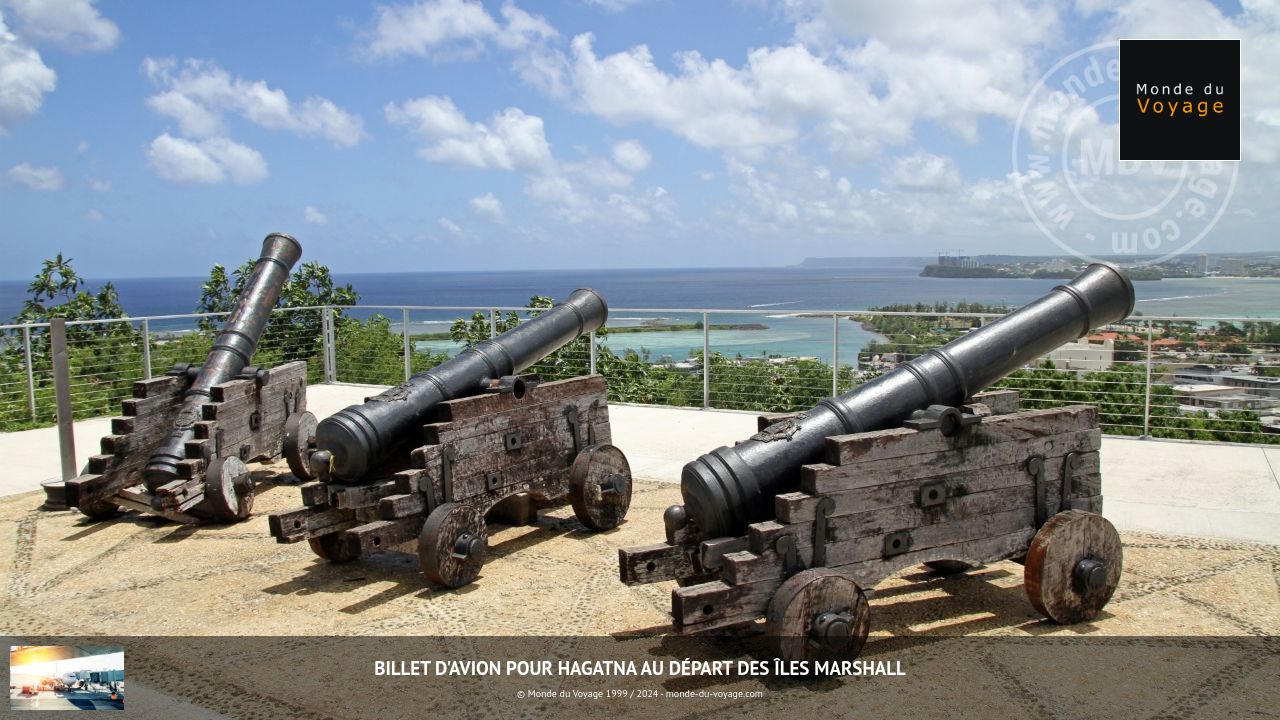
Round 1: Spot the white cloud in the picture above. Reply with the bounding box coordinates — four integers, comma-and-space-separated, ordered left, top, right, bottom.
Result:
84, 208, 102, 221
76, 139, 88, 153
584, 0, 649, 11
0, 0, 119, 53
146, 133, 267, 185
438, 216, 465, 236
385, 95, 552, 171
87, 177, 110, 192
142, 57, 366, 148
304, 205, 328, 225
360, 0, 556, 60
470, 192, 505, 222
611, 139, 651, 172
0, 14, 56, 135
883, 152, 962, 192
6, 161, 61, 190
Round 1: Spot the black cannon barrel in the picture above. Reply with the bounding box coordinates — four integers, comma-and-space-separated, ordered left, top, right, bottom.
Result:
680, 263, 1136, 538
143, 233, 302, 488
317, 288, 609, 481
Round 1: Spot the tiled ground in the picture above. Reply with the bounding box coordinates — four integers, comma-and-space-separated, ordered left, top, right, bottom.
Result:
2, 465, 1276, 719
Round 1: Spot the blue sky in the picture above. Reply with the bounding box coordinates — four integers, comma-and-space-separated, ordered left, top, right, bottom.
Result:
0, 0, 1275, 279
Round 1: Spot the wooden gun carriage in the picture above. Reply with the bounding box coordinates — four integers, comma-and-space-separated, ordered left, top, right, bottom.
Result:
269, 374, 632, 589
619, 390, 1123, 662
55, 360, 309, 524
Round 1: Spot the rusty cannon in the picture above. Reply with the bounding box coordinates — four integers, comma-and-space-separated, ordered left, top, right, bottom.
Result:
59, 233, 309, 524
620, 263, 1136, 662
272, 288, 635, 588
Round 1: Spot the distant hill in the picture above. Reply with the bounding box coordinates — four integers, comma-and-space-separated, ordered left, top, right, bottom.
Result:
793, 257, 927, 268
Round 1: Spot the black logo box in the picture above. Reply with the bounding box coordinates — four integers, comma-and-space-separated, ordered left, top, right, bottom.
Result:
1120, 39, 1240, 161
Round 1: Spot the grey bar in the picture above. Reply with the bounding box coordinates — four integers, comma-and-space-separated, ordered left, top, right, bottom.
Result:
702, 311, 710, 409
589, 331, 597, 375
1143, 319, 1153, 438
402, 307, 411, 382
51, 318, 76, 481
23, 325, 35, 419
832, 313, 840, 396
141, 318, 152, 379
322, 307, 335, 383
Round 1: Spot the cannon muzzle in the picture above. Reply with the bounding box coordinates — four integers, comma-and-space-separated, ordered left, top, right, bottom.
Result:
679, 263, 1136, 538
143, 233, 302, 487
316, 288, 608, 481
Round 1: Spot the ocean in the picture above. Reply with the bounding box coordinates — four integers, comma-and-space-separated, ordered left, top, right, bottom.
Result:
3, 262, 1277, 363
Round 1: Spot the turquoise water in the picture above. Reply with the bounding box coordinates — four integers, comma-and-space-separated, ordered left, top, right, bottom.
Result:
4, 263, 1275, 363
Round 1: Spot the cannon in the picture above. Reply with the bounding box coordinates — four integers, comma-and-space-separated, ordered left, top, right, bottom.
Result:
308, 288, 610, 482
58, 233, 309, 524
620, 263, 1135, 661
144, 233, 302, 488
271, 289, 635, 588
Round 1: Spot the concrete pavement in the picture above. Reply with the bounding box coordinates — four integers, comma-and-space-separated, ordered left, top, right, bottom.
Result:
2, 383, 1277, 544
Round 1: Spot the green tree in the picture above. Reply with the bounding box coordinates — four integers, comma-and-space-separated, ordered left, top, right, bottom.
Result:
194, 260, 360, 381
4, 255, 142, 428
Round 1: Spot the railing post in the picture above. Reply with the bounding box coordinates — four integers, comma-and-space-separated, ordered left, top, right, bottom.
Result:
141, 318, 152, 379
51, 319, 76, 481
488, 309, 497, 338
322, 307, 336, 383
702, 312, 710, 410
23, 325, 36, 420
832, 313, 840, 396
402, 307, 412, 382
1143, 319, 1153, 438
589, 331, 597, 375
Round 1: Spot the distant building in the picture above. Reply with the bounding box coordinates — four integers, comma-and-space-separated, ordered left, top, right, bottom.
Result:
937, 254, 979, 268
1220, 257, 1247, 275
1042, 258, 1071, 272
1196, 254, 1209, 274
1044, 338, 1114, 372
1216, 372, 1280, 399
1174, 384, 1278, 412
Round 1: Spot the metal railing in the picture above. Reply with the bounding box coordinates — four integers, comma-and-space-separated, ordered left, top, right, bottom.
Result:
1, 305, 1277, 445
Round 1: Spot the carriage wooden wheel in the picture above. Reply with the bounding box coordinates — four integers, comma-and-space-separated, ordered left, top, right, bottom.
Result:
1024, 510, 1122, 624
204, 456, 254, 522
766, 568, 871, 663
283, 411, 318, 480
568, 444, 632, 531
419, 502, 488, 588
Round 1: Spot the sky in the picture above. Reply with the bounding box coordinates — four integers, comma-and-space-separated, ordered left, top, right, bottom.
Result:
0, 0, 1276, 279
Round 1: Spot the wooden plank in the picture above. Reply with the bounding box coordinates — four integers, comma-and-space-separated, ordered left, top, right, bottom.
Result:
344, 517, 425, 557
822, 404, 1097, 467
699, 537, 749, 571
814, 506, 1034, 566
806, 427, 1100, 495
121, 392, 182, 418
268, 506, 355, 543
132, 376, 182, 399
724, 529, 1037, 592
672, 579, 777, 633
618, 542, 695, 585
434, 375, 605, 422
969, 389, 1019, 415
780, 452, 1101, 523
329, 481, 400, 510
380, 493, 426, 519
299, 482, 328, 507
422, 392, 609, 447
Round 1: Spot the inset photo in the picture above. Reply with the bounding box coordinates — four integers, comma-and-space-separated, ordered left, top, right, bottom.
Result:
9, 646, 124, 711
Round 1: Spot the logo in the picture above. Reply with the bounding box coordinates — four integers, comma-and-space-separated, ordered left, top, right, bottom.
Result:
1012, 41, 1238, 265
